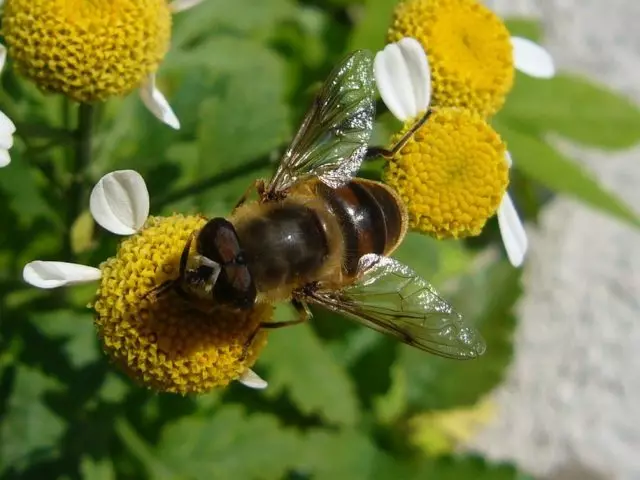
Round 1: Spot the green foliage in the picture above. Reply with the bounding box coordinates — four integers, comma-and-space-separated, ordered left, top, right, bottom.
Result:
260, 321, 360, 426
0, 366, 65, 475
496, 120, 640, 228
1, 3, 639, 480
154, 406, 301, 479
496, 19, 640, 229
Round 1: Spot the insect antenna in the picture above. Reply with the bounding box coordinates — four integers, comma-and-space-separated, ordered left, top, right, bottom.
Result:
364, 108, 433, 160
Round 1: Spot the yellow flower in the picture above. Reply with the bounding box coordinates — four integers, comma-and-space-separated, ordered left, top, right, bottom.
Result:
385, 107, 508, 239
0, 0, 205, 128
375, 39, 527, 265
23, 170, 272, 394
388, 0, 555, 117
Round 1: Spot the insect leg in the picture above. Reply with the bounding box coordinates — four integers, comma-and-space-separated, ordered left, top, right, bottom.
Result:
241, 298, 312, 359
364, 109, 433, 161
142, 232, 195, 301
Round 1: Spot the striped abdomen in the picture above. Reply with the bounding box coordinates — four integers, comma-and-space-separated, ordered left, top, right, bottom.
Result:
316, 179, 408, 277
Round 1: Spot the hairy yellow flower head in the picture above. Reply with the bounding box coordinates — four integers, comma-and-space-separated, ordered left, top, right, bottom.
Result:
2, 0, 172, 102
93, 215, 271, 394
383, 108, 508, 239
388, 0, 514, 117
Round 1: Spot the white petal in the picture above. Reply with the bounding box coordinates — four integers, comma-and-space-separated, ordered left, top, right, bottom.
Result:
0, 149, 10, 167
90, 170, 150, 235
511, 36, 556, 79
498, 193, 528, 267
504, 150, 513, 168
170, 0, 204, 13
375, 38, 431, 121
23, 261, 101, 289
396, 37, 431, 114
0, 110, 16, 137
0, 44, 6, 73
139, 73, 180, 130
238, 369, 268, 389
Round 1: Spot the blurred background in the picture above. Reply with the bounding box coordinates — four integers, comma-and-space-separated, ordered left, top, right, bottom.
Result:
1, 0, 639, 479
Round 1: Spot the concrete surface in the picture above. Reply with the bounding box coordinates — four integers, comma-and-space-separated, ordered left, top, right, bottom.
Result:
463, 2, 640, 479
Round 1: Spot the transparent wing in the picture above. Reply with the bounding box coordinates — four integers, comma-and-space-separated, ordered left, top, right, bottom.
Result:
307, 254, 486, 360
265, 50, 375, 196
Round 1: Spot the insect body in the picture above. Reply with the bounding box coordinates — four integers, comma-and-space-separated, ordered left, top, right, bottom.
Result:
150, 50, 486, 360
229, 178, 407, 303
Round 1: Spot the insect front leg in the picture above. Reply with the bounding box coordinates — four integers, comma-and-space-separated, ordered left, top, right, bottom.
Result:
241, 298, 312, 359
364, 109, 433, 161
143, 232, 195, 301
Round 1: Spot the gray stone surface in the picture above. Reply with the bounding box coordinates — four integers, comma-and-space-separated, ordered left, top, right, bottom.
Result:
462, 2, 640, 480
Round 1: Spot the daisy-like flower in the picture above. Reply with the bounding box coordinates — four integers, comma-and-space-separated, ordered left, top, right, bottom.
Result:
23, 170, 271, 394
388, 0, 556, 117
0, 0, 205, 129
0, 44, 16, 168
375, 38, 527, 266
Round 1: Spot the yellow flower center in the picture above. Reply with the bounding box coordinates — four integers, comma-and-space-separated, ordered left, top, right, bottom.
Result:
2, 0, 172, 103
383, 108, 508, 239
92, 215, 271, 395
388, 0, 514, 117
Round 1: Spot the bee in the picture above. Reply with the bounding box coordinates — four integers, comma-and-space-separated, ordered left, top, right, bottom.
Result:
149, 50, 486, 360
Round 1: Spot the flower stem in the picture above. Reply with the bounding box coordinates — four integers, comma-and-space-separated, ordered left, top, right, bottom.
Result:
64, 103, 94, 260
152, 155, 272, 210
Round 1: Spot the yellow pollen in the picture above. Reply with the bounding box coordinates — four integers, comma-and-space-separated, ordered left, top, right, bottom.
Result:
388, 0, 514, 117
383, 108, 508, 239
2, 0, 172, 103
92, 215, 271, 395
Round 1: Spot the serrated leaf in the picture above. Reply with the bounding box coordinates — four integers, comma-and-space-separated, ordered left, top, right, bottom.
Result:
297, 429, 390, 480
502, 73, 640, 149
171, 0, 295, 49
154, 406, 300, 480
31, 310, 100, 369
260, 321, 359, 426
0, 365, 66, 473
496, 121, 640, 228
0, 157, 56, 227
397, 260, 519, 411
196, 74, 289, 175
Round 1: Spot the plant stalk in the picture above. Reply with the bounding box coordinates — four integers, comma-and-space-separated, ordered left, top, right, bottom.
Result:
64, 102, 94, 260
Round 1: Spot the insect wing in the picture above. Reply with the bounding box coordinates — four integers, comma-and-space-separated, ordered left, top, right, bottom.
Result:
266, 50, 376, 196
307, 254, 486, 359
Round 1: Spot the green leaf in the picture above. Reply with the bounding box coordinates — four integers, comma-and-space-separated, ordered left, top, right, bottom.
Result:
171, 0, 296, 49
154, 406, 300, 480
31, 310, 100, 369
298, 429, 393, 480
418, 455, 534, 480
496, 121, 640, 228
80, 457, 115, 480
397, 260, 519, 411
196, 74, 289, 176
502, 73, 640, 149
504, 18, 542, 42
0, 157, 57, 227
392, 232, 474, 285
0, 365, 66, 473
348, 0, 397, 52
260, 320, 359, 426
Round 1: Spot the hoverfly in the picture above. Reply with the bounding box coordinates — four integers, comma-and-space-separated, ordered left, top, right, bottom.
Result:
148, 50, 486, 360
